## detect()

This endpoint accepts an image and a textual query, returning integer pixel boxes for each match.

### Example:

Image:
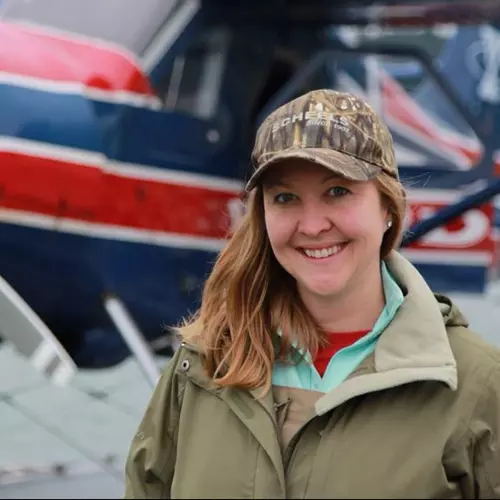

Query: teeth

[303,244,343,259]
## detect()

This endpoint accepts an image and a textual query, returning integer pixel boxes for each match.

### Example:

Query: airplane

[0,0,499,383]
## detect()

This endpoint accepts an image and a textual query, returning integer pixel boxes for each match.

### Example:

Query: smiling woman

[124,89,500,499]
[261,161,396,333]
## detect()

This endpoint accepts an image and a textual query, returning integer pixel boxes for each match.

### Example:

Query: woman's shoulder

[449,319,500,354]
[444,320,500,416]
[448,324,500,375]
[435,292,499,364]
[434,292,500,392]
[158,339,220,395]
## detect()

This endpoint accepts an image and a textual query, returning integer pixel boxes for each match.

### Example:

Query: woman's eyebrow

[263,178,290,190]
[321,172,349,184]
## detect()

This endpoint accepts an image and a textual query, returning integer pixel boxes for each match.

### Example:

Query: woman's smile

[298,241,350,260]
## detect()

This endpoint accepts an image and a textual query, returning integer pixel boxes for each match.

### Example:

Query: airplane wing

[0,273,77,386]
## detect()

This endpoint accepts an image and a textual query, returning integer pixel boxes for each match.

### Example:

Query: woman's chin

[299,278,346,299]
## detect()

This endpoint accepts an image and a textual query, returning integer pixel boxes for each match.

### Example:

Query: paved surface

[0,471,124,499]
[0,344,169,498]
[0,285,498,498]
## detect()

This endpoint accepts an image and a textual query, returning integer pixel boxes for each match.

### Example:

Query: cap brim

[245,148,382,192]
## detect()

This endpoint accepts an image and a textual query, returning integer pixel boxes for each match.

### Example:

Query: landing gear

[103,294,161,389]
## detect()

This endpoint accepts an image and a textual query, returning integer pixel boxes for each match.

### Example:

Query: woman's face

[262,159,390,304]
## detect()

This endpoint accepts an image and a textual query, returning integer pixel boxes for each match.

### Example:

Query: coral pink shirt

[313,330,370,377]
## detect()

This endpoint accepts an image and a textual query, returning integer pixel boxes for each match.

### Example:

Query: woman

[124,89,500,499]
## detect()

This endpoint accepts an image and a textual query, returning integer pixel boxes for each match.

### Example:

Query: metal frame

[402,178,500,245]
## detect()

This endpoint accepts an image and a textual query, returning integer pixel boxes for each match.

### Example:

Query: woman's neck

[299,263,386,334]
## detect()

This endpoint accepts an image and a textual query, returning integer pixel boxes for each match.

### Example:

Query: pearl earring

[387,220,393,229]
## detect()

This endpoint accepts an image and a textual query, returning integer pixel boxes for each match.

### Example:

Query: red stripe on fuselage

[0,22,154,95]
[0,152,242,239]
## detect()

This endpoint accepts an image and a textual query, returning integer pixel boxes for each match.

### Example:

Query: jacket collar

[374,251,457,382]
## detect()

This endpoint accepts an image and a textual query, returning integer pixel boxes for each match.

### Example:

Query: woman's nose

[297,203,333,237]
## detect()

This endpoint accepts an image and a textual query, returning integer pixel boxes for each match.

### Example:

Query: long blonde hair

[177,172,407,394]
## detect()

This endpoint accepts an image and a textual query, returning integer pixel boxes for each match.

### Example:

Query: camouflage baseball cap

[245,89,398,191]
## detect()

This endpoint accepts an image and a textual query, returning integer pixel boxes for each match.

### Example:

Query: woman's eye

[328,186,351,197]
[274,193,297,204]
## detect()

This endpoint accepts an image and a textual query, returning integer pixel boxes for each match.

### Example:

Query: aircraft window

[157,27,230,119]
[0,0,182,54]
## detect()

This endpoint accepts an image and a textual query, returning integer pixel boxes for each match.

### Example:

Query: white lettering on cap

[271,110,350,134]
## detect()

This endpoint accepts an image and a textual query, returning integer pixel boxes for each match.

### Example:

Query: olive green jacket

[124,252,500,498]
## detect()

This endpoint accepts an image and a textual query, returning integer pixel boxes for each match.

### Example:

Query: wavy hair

[177,172,407,394]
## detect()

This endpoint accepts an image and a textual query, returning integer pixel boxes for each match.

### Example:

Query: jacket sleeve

[124,347,184,499]
[472,365,500,499]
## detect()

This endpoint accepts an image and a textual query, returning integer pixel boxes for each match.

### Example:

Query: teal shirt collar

[373,260,405,336]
